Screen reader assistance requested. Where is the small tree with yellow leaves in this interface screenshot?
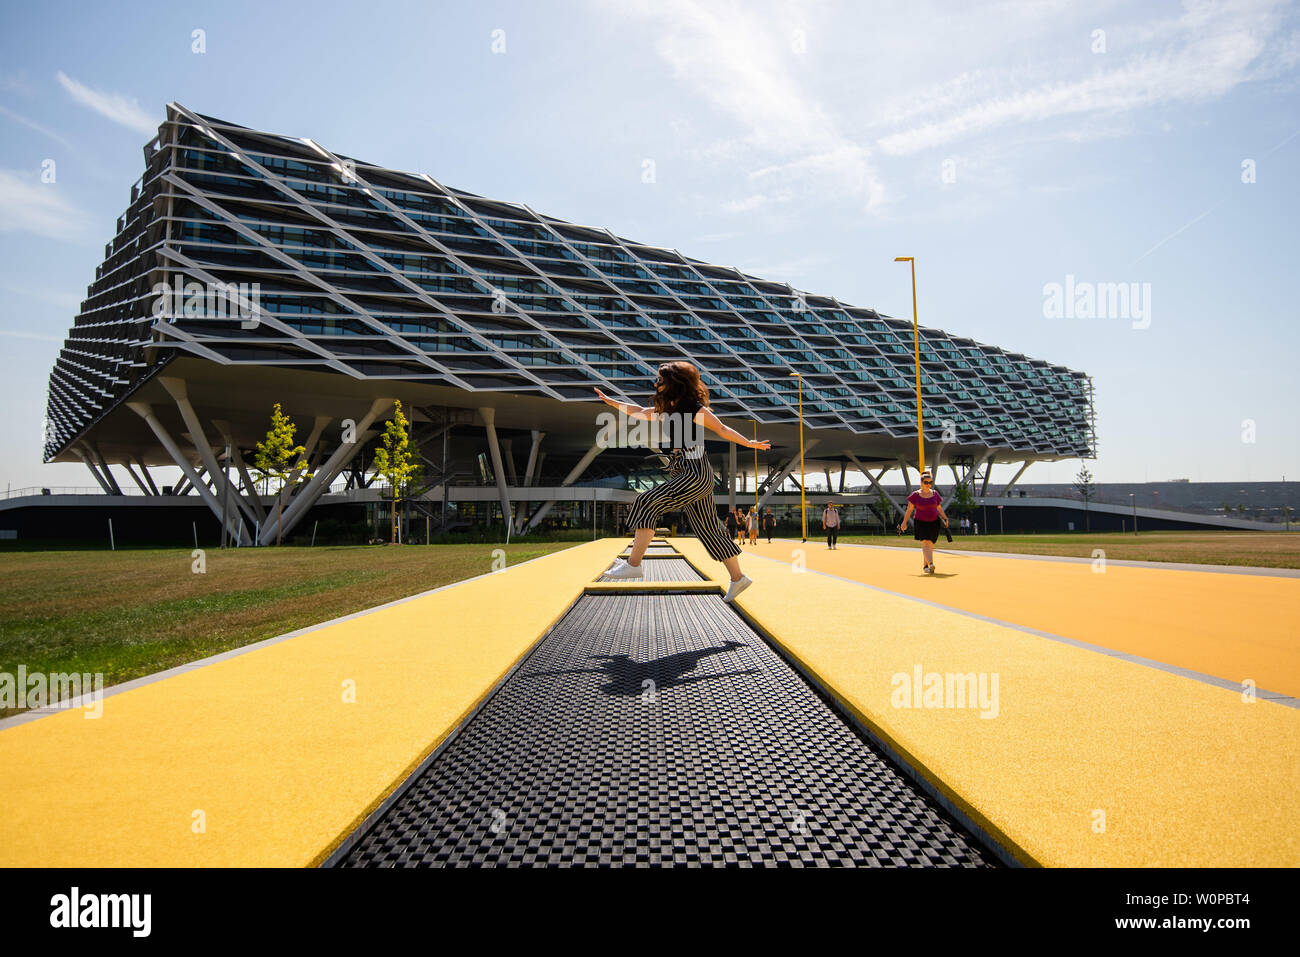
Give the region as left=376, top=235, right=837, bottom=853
left=254, top=402, right=312, bottom=546
left=371, top=400, right=423, bottom=543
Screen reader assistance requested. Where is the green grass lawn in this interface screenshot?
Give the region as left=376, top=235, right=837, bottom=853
left=832, top=530, right=1300, bottom=569
left=0, top=541, right=578, bottom=717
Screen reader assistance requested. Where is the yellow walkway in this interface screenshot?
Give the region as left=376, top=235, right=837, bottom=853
left=741, top=540, right=1300, bottom=698
left=0, top=540, right=614, bottom=867
left=676, top=537, right=1300, bottom=866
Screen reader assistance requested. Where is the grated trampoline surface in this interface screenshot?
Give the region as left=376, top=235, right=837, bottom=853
left=337, top=592, right=997, bottom=868
left=598, top=557, right=703, bottom=582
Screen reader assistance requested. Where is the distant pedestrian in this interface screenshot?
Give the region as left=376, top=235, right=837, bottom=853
left=898, top=469, right=950, bottom=575
left=763, top=508, right=776, bottom=543
left=724, top=507, right=738, bottom=542
left=746, top=506, right=758, bottom=545
left=822, top=503, right=841, bottom=549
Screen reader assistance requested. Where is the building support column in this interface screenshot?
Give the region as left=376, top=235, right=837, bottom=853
left=845, top=452, right=904, bottom=519
left=999, top=460, right=1032, bottom=496
left=161, top=377, right=260, bottom=533
left=127, top=402, right=251, bottom=545
left=75, top=447, right=115, bottom=495
left=266, top=415, right=331, bottom=520
left=979, top=453, right=997, bottom=495
left=478, top=407, right=514, bottom=533
left=89, top=445, right=124, bottom=495
left=264, top=397, right=394, bottom=544
left=896, top=457, right=913, bottom=493
left=501, top=439, right=519, bottom=487
left=756, top=439, right=820, bottom=510
left=134, top=457, right=160, bottom=495
left=213, top=422, right=267, bottom=523
left=838, top=465, right=846, bottom=494
left=121, top=460, right=153, bottom=496
left=514, top=430, right=546, bottom=533
left=523, top=442, right=604, bottom=533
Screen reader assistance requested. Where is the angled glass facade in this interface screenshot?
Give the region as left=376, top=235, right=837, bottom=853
left=44, top=103, right=1093, bottom=472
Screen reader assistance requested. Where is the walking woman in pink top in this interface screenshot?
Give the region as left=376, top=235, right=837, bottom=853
left=897, top=468, right=950, bottom=575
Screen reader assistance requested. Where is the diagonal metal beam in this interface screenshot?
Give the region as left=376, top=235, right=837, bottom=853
left=120, top=460, right=153, bottom=496
left=979, top=453, right=997, bottom=495
left=845, top=452, right=904, bottom=519
left=134, top=457, right=160, bottom=495
left=161, top=377, right=259, bottom=533
left=127, top=402, right=251, bottom=545
left=523, top=442, right=604, bottom=533
left=74, top=446, right=115, bottom=495
left=756, top=439, right=820, bottom=510
left=479, top=408, right=514, bottom=533
left=263, top=397, right=394, bottom=544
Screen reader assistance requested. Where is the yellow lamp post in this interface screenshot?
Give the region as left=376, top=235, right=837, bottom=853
left=789, top=371, right=806, bottom=541
left=894, top=256, right=925, bottom=475
left=752, top=419, right=759, bottom=515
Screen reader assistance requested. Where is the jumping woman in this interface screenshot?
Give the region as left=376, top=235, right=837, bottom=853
left=596, top=362, right=771, bottom=602
left=898, top=468, right=949, bottom=575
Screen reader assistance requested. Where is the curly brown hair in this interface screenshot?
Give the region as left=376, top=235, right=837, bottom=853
left=652, top=361, right=710, bottom=414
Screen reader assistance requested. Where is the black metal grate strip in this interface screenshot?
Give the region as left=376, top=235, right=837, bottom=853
left=337, top=593, right=996, bottom=867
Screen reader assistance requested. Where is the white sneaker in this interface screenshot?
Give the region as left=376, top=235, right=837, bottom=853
left=723, top=575, right=752, bottom=602
left=605, top=561, right=644, bottom=580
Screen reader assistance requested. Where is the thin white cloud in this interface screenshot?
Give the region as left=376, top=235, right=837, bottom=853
left=55, top=71, right=157, bottom=135
left=0, top=103, right=77, bottom=152
left=611, top=0, right=885, bottom=214
left=0, top=329, right=62, bottom=343
left=877, top=1, right=1292, bottom=156
left=0, top=168, right=90, bottom=241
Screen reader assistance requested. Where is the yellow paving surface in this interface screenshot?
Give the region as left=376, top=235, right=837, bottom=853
left=0, top=540, right=614, bottom=867
left=746, top=540, right=1300, bottom=698
left=674, top=538, right=1300, bottom=866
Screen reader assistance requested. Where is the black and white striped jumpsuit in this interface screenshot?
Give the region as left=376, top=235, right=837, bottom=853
left=623, top=406, right=741, bottom=563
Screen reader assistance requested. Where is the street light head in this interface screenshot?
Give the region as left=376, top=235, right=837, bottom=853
left=894, top=256, right=912, bottom=262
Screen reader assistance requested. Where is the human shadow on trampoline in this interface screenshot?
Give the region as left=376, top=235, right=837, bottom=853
left=525, top=641, right=758, bottom=696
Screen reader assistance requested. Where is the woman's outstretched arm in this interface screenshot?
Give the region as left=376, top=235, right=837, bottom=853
left=695, top=407, right=771, bottom=450
left=594, top=387, right=655, bottom=420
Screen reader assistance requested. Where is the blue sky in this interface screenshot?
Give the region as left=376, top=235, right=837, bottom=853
left=1, top=0, right=1297, bottom=490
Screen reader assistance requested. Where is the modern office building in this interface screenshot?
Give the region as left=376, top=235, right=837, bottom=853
left=42, top=103, right=1094, bottom=543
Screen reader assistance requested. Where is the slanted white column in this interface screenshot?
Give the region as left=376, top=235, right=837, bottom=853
left=478, top=408, right=514, bottom=532
left=121, top=460, right=154, bottom=496
left=85, top=444, right=123, bottom=495
left=756, top=439, right=821, bottom=510
left=846, top=452, right=903, bottom=519
left=523, top=442, right=604, bottom=533
left=264, top=397, right=394, bottom=544
left=74, top=447, right=115, bottom=495
left=134, top=457, right=160, bottom=495
left=127, top=402, right=251, bottom=545
left=896, top=457, right=913, bottom=493
left=979, top=453, right=997, bottom=495
left=160, top=378, right=257, bottom=535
